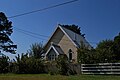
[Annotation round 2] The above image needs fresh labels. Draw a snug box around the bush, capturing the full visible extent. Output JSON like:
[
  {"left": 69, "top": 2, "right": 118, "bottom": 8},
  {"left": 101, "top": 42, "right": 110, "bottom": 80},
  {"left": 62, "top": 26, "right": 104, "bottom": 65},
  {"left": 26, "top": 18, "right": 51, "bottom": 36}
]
[
  {"left": 0, "top": 56, "right": 9, "bottom": 73},
  {"left": 14, "top": 53, "right": 45, "bottom": 74},
  {"left": 56, "top": 55, "right": 69, "bottom": 75}
]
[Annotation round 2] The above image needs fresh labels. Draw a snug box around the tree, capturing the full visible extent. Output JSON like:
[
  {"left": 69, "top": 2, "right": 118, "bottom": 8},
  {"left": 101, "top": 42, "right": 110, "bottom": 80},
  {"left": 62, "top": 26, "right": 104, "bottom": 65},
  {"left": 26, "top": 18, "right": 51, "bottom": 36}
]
[
  {"left": 112, "top": 33, "right": 120, "bottom": 61},
  {"left": 27, "top": 43, "right": 44, "bottom": 59},
  {"left": 77, "top": 40, "right": 115, "bottom": 63},
  {"left": 0, "top": 12, "right": 17, "bottom": 54},
  {"left": 96, "top": 40, "right": 114, "bottom": 63},
  {"left": 77, "top": 33, "right": 120, "bottom": 63},
  {"left": 77, "top": 41, "right": 91, "bottom": 63}
]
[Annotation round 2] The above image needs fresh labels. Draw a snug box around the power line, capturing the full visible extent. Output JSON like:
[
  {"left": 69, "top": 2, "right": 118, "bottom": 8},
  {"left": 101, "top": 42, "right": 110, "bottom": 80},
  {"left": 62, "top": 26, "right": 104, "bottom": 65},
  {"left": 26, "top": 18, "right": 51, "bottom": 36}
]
[
  {"left": 15, "top": 27, "right": 98, "bottom": 45},
  {"left": 8, "top": 0, "right": 79, "bottom": 18},
  {"left": 15, "top": 29, "right": 81, "bottom": 46},
  {"left": 15, "top": 28, "right": 47, "bottom": 41},
  {"left": 5, "top": 0, "right": 98, "bottom": 47},
  {"left": 14, "top": 27, "right": 49, "bottom": 38}
]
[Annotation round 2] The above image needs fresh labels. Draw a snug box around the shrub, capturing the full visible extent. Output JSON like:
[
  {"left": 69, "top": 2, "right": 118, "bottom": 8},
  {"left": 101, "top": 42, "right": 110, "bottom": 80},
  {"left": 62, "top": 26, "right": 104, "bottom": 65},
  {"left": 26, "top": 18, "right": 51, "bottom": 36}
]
[
  {"left": 0, "top": 56, "right": 9, "bottom": 73},
  {"left": 56, "top": 54, "right": 69, "bottom": 75},
  {"left": 14, "top": 53, "right": 45, "bottom": 74}
]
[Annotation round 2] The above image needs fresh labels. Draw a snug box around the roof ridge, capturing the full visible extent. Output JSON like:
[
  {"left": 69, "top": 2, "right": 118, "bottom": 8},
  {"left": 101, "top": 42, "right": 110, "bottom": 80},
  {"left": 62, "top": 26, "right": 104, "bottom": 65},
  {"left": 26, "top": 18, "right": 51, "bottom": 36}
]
[
  {"left": 58, "top": 25, "right": 78, "bottom": 47},
  {"left": 52, "top": 43, "right": 60, "bottom": 47},
  {"left": 59, "top": 24, "right": 81, "bottom": 35},
  {"left": 51, "top": 42, "right": 60, "bottom": 47}
]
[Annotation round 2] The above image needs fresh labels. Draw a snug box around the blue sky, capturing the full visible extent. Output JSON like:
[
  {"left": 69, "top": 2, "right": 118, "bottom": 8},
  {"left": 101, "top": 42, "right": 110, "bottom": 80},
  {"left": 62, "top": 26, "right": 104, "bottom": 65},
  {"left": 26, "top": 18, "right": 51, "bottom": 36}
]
[{"left": 0, "top": 0, "right": 120, "bottom": 59}]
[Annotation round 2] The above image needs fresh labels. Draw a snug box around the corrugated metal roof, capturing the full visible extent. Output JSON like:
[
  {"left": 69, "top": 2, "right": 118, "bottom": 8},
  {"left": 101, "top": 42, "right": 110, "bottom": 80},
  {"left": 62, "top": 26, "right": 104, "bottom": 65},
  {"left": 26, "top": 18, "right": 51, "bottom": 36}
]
[{"left": 60, "top": 25, "right": 92, "bottom": 49}]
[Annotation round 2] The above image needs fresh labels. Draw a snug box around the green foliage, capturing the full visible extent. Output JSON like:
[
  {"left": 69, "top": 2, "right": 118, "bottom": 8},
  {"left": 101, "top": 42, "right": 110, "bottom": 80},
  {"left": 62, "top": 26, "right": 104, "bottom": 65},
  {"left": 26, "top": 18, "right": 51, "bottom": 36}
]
[
  {"left": 14, "top": 53, "right": 45, "bottom": 74},
  {"left": 56, "top": 54, "right": 69, "bottom": 75},
  {"left": 77, "top": 40, "right": 115, "bottom": 63},
  {"left": 27, "top": 43, "right": 44, "bottom": 59},
  {"left": 77, "top": 33, "right": 120, "bottom": 64},
  {"left": 44, "top": 61, "right": 58, "bottom": 75},
  {"left": 96, "top": 40, "right": 115, "bottom": 63},
  {"left": 112, "top": 33, "right": 120, "bottom": 61},
  {"left": 0, "top": 12, "right": 17, "bottom": 54},
  {"left": 77, "top": 41, "right": 91, "bottom": 63},
  {"left": 0, "top": 56, "right": 9, "bottom": 73}
]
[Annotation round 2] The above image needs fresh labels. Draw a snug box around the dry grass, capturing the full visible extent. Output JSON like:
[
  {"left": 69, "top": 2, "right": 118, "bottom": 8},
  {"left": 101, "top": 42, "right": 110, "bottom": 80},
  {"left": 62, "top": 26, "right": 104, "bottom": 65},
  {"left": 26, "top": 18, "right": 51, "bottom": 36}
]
[{"left": 0, "top": 74, "right": 120, "bottom": 80}]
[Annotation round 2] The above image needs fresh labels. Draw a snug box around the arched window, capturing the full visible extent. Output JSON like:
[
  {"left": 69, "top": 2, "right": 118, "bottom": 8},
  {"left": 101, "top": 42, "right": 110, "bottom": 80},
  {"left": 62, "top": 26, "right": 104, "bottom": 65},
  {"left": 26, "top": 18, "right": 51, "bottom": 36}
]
[{"left": 68, "top": 49, "right": 72, "bottom": 61}]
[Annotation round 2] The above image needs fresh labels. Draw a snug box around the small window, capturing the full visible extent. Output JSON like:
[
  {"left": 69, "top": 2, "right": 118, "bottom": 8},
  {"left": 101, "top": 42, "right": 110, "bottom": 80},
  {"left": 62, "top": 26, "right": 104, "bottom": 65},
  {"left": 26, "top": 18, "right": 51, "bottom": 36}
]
[
  {"left": 69, "top": 53, "right": 72, "bottom": 60},
  {"left": 47, "top": 54, "right": 57, "bottom": 61},
  {"left": 68, "top": 49, "right": 72, "bottom": 61}
]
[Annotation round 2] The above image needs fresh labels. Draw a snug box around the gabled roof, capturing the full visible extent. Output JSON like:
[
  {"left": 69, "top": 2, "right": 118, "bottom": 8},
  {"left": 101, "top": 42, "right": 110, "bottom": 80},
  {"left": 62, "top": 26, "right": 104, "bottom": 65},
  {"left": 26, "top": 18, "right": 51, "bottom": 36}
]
[
  {"left": 44, "top": 24, "right": 92, "bottom": 49},
  {"left": 45, "top": 43, "right": 64, "bottom": 56},
  {"left": 59, "top": 25, "right": 92, "bottom": 48},
  {"left": 52, "top": 44, "right": 64, "bottom": 55}
]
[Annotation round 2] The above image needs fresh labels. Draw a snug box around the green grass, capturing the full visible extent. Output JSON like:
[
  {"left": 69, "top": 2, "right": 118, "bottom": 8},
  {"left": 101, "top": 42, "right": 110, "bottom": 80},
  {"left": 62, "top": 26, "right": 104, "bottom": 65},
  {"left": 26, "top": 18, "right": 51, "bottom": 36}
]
[{"left": 0, "top": 74, "right": 120, "bottom": 80}]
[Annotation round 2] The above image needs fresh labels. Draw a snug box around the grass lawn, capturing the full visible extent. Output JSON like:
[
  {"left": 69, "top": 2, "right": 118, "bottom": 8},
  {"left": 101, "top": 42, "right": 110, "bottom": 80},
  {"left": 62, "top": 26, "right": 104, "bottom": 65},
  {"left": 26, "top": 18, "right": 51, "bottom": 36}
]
[{"left": 0, "top": 74, "right": 120, "bottom": 80}]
